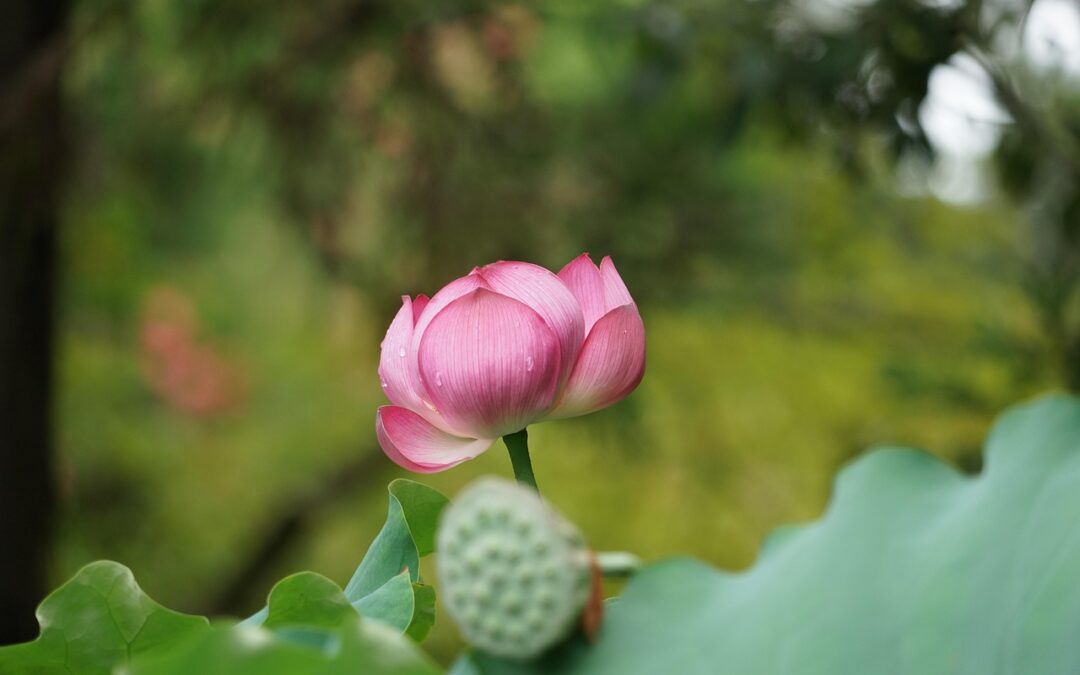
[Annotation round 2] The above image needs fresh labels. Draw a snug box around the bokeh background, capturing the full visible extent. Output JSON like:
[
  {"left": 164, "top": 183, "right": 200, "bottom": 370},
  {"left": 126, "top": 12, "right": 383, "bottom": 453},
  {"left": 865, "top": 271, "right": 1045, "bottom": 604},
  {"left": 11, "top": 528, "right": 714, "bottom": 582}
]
[{"left": 3, "top": 0, "right": 1080, "bottom": 664}]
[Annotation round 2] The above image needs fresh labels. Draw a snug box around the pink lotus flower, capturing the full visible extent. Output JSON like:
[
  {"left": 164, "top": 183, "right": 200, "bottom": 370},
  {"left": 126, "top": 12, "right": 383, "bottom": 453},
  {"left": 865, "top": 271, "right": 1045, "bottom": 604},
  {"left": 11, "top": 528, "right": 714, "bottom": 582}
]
[{"left": 376, "top": 254, "right": 646, "bottom": 473}]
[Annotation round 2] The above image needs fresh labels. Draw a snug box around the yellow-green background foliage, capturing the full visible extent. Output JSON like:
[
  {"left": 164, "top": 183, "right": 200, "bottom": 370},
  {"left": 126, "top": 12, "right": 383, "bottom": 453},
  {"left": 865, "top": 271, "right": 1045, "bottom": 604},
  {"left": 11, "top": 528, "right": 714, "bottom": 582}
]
[{"left": 51, "top": 0, "right": 1071, "bottom": 663}]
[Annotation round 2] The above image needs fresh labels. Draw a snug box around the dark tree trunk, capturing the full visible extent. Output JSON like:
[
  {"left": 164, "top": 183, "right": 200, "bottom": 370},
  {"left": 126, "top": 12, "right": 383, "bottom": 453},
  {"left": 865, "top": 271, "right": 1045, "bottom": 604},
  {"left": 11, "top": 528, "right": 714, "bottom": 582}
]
[{"left": 0, "top": 0, "right": 67, "bottom": 645}]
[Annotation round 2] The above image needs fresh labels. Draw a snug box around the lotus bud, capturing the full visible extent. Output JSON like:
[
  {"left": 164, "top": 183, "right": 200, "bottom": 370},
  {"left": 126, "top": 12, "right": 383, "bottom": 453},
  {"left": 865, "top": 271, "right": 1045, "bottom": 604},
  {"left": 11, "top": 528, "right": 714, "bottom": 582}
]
[{"left": 375, "top": 255, "right": 645, "bottom": 473}]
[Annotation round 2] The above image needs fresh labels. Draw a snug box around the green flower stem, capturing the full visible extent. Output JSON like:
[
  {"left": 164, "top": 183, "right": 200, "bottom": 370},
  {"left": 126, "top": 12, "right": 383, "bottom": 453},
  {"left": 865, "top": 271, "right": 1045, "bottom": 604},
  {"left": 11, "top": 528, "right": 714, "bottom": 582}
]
[
  {"left": 597, "top": 551, "right": 643, "bottom": 578},
  {"left": 503, "top": 429, "right": 538, "bottom": 492}
]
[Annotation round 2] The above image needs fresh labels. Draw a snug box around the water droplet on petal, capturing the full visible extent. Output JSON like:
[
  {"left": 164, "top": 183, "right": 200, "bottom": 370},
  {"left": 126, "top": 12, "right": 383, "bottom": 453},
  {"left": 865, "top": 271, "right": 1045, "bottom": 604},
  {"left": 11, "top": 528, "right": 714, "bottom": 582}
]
[
  {"left": 380, "top": 380, "right": 389, "bottom": 389},
  {"left": 525, "top": 356, "right": 534, "bottom": 372},
  {"left": 398, "top": 347, "right": 406, "bottom": 358},
  {"left": 436, "top": 372, "right": 444, "bottom": 387}
]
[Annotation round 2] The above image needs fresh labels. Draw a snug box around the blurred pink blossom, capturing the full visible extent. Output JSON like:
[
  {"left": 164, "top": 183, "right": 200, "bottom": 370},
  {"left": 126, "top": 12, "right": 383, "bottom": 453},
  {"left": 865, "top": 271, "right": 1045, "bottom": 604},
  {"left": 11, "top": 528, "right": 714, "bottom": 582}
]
[{"left": 140, "top": 286, "right": 245, "bottom": 417}]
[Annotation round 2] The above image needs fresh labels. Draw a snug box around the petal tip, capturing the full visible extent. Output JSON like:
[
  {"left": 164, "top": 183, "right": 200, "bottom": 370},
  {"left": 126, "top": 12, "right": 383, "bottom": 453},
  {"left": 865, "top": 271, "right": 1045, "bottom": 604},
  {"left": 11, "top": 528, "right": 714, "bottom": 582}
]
[{"left": 549, "top": 304, "right": 645, "bottom": 419}]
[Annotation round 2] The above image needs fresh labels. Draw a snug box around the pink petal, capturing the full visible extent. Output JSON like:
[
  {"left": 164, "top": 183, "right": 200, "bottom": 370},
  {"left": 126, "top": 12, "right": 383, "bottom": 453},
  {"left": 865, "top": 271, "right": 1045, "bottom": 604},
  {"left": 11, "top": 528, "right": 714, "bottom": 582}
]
[
  {"left": 548, "top": 304, "right": 646, "bottom": 419},
  {"left": 376, "top": 406, "right": 494, "bottom": 473},
  {"left": 414, "top": 275, "right": 487, "bottom": 337},
  {"left": 475, "top": 261, "right": 585, "bottom": 388},
  {"left": 411, "top": 294, "right": 430, "bottom": 321},
  {"left": 377, "top": 296, "right": 427, "bottom": 411},
  {"left": 600, "top": 256, "right": 634, "bottom": 310},
  {"left": 418, "top": 288, "right": 562, "bottom": 439},
  {"left": 408, "top": 275, "right": 487, "bottom": 408},
  {"left": 558, "top": 253, "right": 607, "bottom": 331}
]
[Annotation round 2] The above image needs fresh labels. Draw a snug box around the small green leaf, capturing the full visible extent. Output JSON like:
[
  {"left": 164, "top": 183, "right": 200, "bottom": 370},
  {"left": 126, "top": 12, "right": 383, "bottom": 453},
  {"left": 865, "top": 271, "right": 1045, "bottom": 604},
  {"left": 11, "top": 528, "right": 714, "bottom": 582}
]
[
  {"left": 390, "top": 479, "right": 450, "bottom": 558},
  {"left": 405, "top": 584, "right": 436, "bottom": 643},
  {"left": 0, "top": 561, "right": 208, "bottom": 675},
  {"left": 242, "top": 479, "right": 447, "bottom": 632},
  {"left": 264, "top": 572, "right": 356, "bottom": 631},
  {"left": 353, "top": 570, "right": 415, "bottom": 632},
  {"left": 345, "top": 479, "right": 449, "bottom": 600},
  {"left": 343, "top": 478, "right": 446, "bottom": 642}
]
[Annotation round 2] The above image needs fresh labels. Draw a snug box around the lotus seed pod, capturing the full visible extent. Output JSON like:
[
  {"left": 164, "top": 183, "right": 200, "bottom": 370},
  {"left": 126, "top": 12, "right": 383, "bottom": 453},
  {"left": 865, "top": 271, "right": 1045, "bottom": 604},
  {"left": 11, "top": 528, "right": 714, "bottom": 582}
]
[{"left": 437, "top": 477, "right": 592, "bottom": 660}]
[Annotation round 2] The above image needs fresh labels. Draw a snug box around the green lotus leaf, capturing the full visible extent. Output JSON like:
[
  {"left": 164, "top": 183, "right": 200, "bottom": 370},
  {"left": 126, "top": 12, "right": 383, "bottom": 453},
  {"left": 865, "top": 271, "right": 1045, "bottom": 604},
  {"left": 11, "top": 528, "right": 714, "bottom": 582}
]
[
  {"left": 0, "top": 561, "right": 208, "bottom": 675},
  {"left": 464, "top": 395, "right": 1080, "bottom": 674}
]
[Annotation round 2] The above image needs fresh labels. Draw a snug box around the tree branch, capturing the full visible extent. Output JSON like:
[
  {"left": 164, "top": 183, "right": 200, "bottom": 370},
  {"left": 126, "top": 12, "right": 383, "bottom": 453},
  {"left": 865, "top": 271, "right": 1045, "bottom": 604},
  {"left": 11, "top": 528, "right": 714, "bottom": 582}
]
[{"left": 204, "top": 448, "right": 392, "bottom": 616}]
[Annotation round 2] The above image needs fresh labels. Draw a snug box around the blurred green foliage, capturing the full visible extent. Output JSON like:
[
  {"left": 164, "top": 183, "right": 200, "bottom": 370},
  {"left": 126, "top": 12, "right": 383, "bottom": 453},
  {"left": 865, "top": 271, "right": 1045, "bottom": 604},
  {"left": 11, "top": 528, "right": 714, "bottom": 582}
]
[{"left": 53, "top": 0, "right": 1073, "bottom": 664}]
